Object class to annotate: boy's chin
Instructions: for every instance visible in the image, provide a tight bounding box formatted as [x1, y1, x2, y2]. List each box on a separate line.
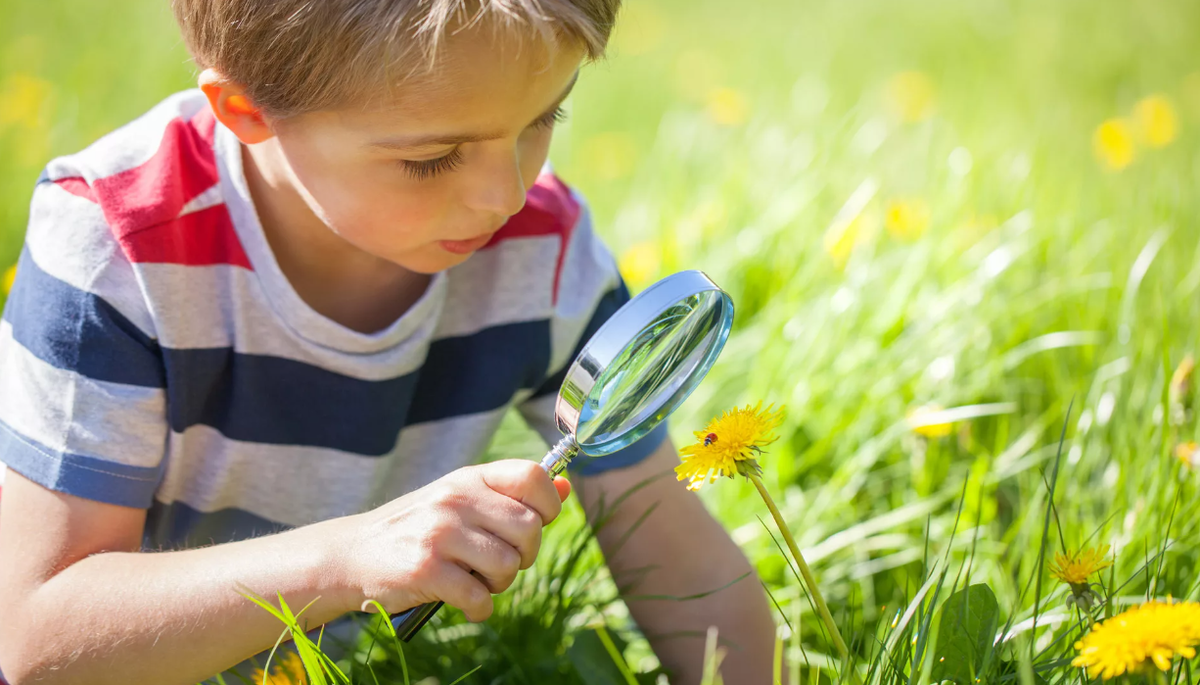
[396, 246, 476, 274]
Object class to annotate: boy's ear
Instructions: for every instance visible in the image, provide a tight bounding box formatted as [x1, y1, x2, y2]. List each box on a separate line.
[199, 69, 275, 145]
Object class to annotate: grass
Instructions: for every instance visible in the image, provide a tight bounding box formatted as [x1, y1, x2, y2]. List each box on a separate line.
[4, 0, 1200, 681]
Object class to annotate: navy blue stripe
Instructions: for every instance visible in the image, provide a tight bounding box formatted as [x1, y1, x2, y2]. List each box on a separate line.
[0, 418, 164, 508]
[406, 320, 551, 424]
[143, 499, 291, 549]
[532, 282, 630, 399]
[3, 248, 165, 387]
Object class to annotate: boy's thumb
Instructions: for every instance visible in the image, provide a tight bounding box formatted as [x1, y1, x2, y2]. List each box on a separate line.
[553, 476, 571, 502]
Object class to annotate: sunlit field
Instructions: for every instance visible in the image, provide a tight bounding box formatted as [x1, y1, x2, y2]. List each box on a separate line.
[3, 0, 1200, 681]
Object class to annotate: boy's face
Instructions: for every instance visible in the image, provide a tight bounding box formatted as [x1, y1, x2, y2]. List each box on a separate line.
[258, 33, 584, 274]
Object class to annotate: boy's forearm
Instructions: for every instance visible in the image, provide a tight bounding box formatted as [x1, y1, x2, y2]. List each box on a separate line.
[2, 516, 354, 685]
[577, 445, 778, 685]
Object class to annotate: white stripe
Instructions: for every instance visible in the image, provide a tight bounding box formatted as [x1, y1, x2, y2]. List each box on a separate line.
[47, 90, 210, 183]
[155, 408, 509, 526]
[179, 182, 223, 217]
[25, 183, 157, 338]
[546, 200, 623, 375]
[139, 263, 438, 380]
[0, 321, 167, 469]
[436, 235, 559, 339]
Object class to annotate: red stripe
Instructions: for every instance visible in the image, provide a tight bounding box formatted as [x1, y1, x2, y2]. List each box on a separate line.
[486, 174, 581, 304]
[91, 108, 249, 268]
[120, 204, 251, 269]
[54, 177, 97, 202]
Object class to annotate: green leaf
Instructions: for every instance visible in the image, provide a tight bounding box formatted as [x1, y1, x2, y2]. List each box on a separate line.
[567, 628, 635, 685]
[930, 584, 1001, 683]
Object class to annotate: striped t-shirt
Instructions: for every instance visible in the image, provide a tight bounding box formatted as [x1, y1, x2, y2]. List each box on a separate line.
[0, 89, 666, 552]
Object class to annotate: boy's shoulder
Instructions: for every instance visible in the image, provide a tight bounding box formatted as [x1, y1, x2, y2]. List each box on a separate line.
[34, 89, 240, 266]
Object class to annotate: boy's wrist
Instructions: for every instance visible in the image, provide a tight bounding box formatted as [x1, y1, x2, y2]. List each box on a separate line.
[296, 513, 363, 616]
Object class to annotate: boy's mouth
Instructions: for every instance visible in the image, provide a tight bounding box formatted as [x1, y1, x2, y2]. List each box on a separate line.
[438, 232, 495, 255]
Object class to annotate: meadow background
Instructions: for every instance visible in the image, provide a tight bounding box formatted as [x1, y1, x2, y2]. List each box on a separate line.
[3, 0, 1200, 682]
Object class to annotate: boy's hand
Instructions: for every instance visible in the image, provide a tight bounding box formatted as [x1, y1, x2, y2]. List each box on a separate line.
[335, 460, 571, 622]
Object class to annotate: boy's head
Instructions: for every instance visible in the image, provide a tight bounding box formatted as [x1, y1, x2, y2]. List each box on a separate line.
[172, 0, 620, 273]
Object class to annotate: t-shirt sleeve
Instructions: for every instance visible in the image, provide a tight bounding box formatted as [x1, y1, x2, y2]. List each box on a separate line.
[516, 188, 669, 476]
[0, 169, 168, 508]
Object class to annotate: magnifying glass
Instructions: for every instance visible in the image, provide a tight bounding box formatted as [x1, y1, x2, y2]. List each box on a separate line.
[391, 269, 735, 641]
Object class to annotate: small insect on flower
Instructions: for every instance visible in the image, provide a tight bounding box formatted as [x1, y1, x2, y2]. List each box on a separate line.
[675, 402, 784, 491]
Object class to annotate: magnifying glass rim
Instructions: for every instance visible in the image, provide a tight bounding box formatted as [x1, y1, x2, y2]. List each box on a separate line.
[553, 269, 732, 446]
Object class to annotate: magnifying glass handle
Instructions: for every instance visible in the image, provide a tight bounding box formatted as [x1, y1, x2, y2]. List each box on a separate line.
[391, 435, 581, 641]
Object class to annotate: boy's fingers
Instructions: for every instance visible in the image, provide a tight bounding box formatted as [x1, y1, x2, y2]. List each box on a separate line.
[478, 460, 562, 525]
[553, 477, 571, 503]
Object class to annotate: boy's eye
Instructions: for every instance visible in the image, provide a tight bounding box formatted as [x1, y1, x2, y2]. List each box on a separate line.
[400, 148, 464, 181]
[532, 106, 568, 131]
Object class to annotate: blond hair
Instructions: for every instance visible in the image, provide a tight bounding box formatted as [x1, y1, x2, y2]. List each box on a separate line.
[172, 0, 620, 118]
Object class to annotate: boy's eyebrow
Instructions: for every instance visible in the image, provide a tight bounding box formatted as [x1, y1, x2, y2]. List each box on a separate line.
[368, 71, 579, 150]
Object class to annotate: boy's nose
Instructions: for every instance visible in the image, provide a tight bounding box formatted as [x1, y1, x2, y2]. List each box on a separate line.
[467, 154, 528, 219]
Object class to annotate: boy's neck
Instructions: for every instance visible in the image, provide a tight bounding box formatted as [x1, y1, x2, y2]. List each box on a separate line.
[241, 142, 432, 334]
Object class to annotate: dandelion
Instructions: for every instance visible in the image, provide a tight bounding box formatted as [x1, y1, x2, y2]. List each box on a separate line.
[675, 402, 783, 491]
[3, 264, 16, 296]
[1170, 355, 1194, 424]
[1133, 95, 1179, 148]
[1093, 118, 1136, 170]
[677, 403, 850, 661]
[1073, 599, 1200, 678]
[884, 198, 930, 241]
[907, 404, 953, 438]
[706, 87, 749, 126]
[0, 73, 52, 130]
[1176, 442, 1199, 469]
[1051, 545, 1112, 610]
[885, 71, 936, 123]
[249, 650, 308, 685]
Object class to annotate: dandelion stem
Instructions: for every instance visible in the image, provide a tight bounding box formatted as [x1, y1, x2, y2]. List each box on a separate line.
[747, 472, 850, 662]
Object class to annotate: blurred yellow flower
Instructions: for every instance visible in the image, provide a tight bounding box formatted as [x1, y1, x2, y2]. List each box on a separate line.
[3, 264, 16, 295]
[823, 213, 867, 268]
[1093, 118, 1136, 170]
[578, 131, 638, 181]
[610, 2, 665, 56]
[1176, 442, 1199, 469]
[1073, 599, 1200, 678]
[1050, 545, 1112, 586]
[706, 87, 749, 126]
[884, 198, 930, 241]
[907, 405, 953, 438]
[618, 241, 661, 287]
[885, 71, 936, 123]
[1133, 95, 1178, 148]
[676, 402, 784, 491]
[249, 650, 308, 685]
[0, 73, 52, 130]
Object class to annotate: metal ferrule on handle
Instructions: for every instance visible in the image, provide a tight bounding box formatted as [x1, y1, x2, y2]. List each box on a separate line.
[391, 434, 580, 641]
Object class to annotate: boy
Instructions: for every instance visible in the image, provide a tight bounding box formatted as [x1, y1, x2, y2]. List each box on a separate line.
[0, 0, 776, 682]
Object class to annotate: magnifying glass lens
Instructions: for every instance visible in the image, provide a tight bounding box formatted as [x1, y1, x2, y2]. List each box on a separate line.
[576, 289, 731, 455]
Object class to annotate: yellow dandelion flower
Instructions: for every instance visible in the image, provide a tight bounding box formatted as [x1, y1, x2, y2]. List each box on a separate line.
[884, 198, 930, 241]
[1171, 355, 1194, 405]
[885, 71, 936, 123]
[0, 73, 52, 130]
[676, 402, 784, 491]
[706, 87, 749, 127]
[618, 241, 661, 288]
[1133, 95, 1178, 148]
[250, 650, 308, 685]
[1176, 442, 1199, 469]
[1093, 118, 1136, 170]
[3, 264, 16, 295]
[1050, 545, 1113, 585]
[907, 405, 953, 438]
[1073, 600, 1200, 679]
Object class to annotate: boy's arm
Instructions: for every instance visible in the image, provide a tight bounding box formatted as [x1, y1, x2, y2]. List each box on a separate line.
[574, 440, 778, 685]
[0, 460, 566, 685]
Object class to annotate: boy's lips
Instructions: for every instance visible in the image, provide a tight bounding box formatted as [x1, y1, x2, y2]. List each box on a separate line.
[438, 232, 495, 255]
